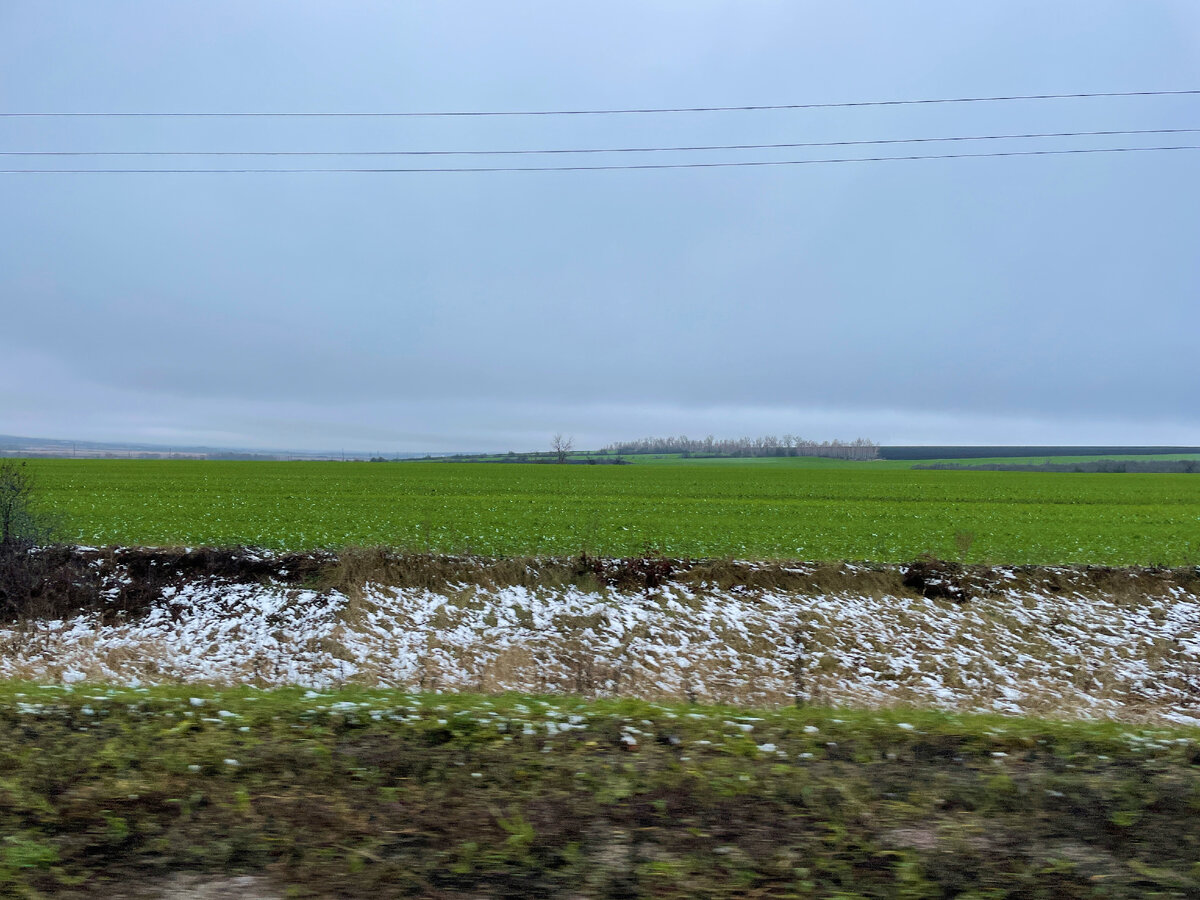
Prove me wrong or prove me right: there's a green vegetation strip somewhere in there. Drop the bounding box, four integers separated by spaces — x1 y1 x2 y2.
2 684 1200 897
26 459 1200 565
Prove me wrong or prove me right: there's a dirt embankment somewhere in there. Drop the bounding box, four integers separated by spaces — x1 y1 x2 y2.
4 544 1198 623
4 547 1200 724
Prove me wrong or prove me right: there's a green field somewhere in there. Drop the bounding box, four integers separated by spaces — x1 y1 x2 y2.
22 458 1200 565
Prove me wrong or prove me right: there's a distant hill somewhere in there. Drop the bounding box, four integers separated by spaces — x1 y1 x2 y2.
0 434 422 462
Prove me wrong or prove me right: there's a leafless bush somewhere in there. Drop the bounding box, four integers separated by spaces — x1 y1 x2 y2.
0 461 68 620
573 549 676 593
0 461 58 549
902 554 974 603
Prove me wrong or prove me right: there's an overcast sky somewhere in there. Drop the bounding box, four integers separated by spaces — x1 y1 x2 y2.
2 2 1198 453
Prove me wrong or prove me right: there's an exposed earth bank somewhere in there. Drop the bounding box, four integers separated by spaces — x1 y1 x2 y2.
3 547 1200 725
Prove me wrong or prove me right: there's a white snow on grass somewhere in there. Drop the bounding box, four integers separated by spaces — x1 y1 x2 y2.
3 575 1200 724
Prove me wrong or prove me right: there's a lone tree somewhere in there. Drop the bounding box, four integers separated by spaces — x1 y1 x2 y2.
551 434 574 464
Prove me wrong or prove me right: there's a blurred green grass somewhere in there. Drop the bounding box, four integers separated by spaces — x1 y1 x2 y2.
2 682 1199 897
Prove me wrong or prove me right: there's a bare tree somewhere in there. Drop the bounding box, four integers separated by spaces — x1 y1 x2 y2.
551 434 574 464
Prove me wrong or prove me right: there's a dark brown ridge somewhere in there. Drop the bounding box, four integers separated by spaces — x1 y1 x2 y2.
2 545 1198 623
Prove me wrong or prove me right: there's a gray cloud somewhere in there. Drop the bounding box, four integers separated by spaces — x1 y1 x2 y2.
2 1 1198 451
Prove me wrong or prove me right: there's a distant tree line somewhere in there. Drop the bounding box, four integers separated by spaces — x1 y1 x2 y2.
602 435 879 460
916 460 1200 474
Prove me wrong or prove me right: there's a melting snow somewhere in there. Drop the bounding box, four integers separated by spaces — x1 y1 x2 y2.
2 573 1200 724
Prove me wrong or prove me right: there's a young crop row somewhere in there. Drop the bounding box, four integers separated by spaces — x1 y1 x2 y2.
24 459 1200 565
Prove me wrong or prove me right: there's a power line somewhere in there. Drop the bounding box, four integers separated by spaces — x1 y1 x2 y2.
3 89 1198 118
3 144 1196 174
4 128 1197 157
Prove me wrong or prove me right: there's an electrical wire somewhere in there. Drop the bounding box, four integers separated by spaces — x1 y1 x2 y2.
3 128 1196 157
4 144 1197 173
3 89 1198 118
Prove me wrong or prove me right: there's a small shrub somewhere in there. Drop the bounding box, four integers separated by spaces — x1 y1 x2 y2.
0 461 57 549
0 461 64 620
902 554 973 603
573 548 677 593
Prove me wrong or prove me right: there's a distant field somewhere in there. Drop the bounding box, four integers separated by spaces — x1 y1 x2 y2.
880 445 1200 461
413 449 1200 468
23 459 1200 565
625 452 1200 467
912 452 1200 467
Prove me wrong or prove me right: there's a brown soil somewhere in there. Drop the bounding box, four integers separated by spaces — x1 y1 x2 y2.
4 545 1198 623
